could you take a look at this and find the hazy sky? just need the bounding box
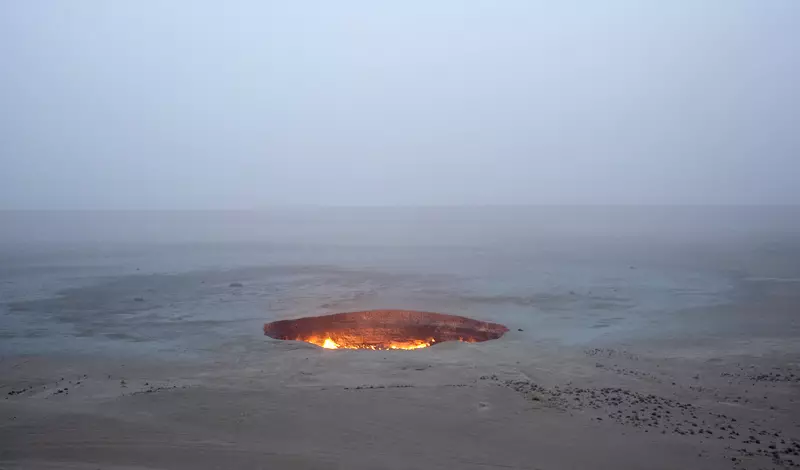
[1,1,798,209]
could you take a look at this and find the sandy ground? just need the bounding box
[2,224,800,470]
[2,332,799,470]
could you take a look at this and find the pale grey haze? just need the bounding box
[1,1,798,209]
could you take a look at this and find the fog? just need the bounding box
[1,1,799,209]
[2,207,800,247]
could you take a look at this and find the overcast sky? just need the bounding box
[1,1,798,209]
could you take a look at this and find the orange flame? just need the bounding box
[304,336,437,350]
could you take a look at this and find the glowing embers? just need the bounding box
[263,310,508,350]
[311,336,433,350]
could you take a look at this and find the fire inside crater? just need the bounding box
[264,310,508,350]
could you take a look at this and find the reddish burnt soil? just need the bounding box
[263,310,509,350]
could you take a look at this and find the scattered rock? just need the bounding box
[7,386,32,396]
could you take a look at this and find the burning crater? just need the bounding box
[264,310,508,350]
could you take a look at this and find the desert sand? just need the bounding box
[2,319,799,469]
[2,216,800,469]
